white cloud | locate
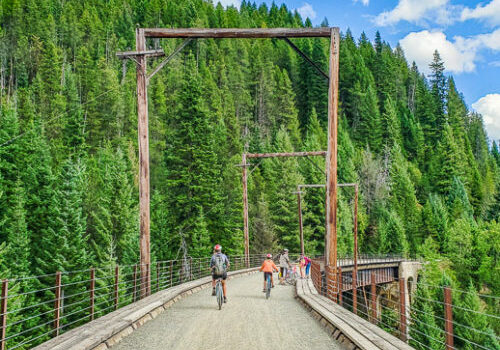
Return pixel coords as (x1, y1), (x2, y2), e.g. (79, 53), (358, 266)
(461, 0), (500, 26)
(297, 3), (316, 20)
(353, 0), (369, 5)
(373, 0), (454, 26)
(399, 29), (500, 74)
(399, 30), (476, 74)
(490, 60), (500, 67)
(472, 94), (500, 141)
(216, 0), (241, 9)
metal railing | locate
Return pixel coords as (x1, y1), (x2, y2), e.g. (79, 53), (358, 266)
(0, 254), (266, 350)
(310, 257), (499, 350)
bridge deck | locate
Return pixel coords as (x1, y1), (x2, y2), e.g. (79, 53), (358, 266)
(112, 273), (344, 350)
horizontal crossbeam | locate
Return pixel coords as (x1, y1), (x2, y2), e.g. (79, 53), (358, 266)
(116, 49), (165, 59)
(246, 151), (326, 159)
(143, 28), (334, 38)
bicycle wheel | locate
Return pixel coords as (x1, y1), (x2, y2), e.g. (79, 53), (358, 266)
(216, 281), (223, 310)
(266, 275), (271, 299)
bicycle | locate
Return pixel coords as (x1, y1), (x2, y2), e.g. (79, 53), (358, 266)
(266, 273), (272, 299)
(215, 277), (224, 310)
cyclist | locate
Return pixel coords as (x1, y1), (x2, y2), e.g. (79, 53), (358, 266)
(210, 244), (230, 303)
(259, 254), (279, 292)
(279, 248), (290, 285)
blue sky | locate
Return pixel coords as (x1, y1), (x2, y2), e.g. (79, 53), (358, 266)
(218, 0), (500, 141)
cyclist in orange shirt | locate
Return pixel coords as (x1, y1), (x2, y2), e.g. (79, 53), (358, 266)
(259, 254), (279, 292)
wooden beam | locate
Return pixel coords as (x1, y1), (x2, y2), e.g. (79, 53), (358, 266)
(297, 190), (304, 255)
(326, 27), (340, 294)
(116, 49), (165, 59)
(281, 38), (329, 81)
(147, 39), (192, 82)
(246, 151), (326, 159)
(143, 27), (333, 38)
(136, 28), (151, 298)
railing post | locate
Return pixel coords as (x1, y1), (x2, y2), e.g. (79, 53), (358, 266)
(114, 265), (119, 310)
(338, 266), (342, 305)
(170, 261), (173, 287)
(1, 280), (8, 350)
(133, 264), (137, 302)
(399, 278), (407, 342)
(444, 287), (454, 350)
(370, 271), (376, 324)
(54, 271), (62, 337)
(90, 268), (95, 321)
(146, 263), (150, 296)
(352, 269), (357, 315)
(189, 257), (192, 281)
(156, 262), (160, 292)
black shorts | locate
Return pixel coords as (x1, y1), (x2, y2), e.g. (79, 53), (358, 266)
(264, 272), (272, 281)
(212, 272), (227, 280)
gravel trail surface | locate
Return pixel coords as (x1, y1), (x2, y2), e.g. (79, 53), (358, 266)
(112, 273), (344, 350)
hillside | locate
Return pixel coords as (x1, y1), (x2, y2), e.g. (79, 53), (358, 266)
(0, 1), (498, 348)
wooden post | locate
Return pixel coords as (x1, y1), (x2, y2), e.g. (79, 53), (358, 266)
(133, 264), (137, 302)
(54, 271), (62, 337)
(444, 287), (454, 350)
(114, 265), (119, 310)
(242, 153), (250, 268)
(136, 27), (151, 298)
(90, 268), (95, 321)
(326, 27), (340, 301)
(297, 190), (304, 256)
(371, 271), (377, 324)
(399, 278), (407, 342)
(0, 280), (8, 350)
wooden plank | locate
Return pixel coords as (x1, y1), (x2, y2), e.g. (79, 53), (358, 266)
(246, 151), (326, 159)
(143, 27), (333, 38)
(136, 27), (151, 298)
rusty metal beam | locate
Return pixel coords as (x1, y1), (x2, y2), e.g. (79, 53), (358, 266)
(281, 38), (329, 81)
(246, 151), (326, 159)
(143, 28), (333, 38)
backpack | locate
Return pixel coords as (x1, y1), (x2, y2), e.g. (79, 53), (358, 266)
(213, 254), (226, 275)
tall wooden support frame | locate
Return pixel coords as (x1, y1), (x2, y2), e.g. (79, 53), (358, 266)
(118, 27), (339, 296)
(241, 151), (327, 261)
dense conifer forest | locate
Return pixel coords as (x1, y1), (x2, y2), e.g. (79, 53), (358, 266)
(0, 0), (498, 348)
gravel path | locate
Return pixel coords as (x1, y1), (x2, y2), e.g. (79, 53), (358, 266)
(112, 273), (344, 350)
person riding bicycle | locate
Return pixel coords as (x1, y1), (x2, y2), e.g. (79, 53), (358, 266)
(210, 244), (230, 303)
(279, 248), (291, 285)
(259, 254), (278, 292)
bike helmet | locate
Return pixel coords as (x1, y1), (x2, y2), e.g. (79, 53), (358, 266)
(214, 244), (222, 252)
(266, 253), (272, 258)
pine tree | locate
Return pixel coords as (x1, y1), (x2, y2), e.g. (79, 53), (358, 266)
(422, 194), (449, 252)
(429, 50), (446, 132)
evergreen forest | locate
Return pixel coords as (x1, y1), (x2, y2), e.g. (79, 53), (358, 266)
(0, 0), (498, 349)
